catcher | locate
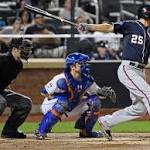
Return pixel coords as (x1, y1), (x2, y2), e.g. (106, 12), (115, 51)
(35, 52), (116, 140)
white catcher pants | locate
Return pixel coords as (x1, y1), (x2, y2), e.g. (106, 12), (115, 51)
(41, 97), (88, 120)
(99, 60), (150, 128)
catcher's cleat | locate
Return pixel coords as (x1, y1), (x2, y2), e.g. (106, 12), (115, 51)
(98, 117), (112, 141)
(34, 130), (46, 140)
(1, 130), (26, 139)
(79, 130), (103, 138)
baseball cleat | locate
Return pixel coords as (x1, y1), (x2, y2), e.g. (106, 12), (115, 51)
(98, 117), (112, 141)
(34, 130), (46, 140)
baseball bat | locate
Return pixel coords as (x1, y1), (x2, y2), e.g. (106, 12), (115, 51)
(24, 4), (77, 26)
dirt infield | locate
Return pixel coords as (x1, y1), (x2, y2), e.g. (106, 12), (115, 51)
(0, 133), (150, 150)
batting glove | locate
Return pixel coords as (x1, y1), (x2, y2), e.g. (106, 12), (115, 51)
(76, 23), (89, 33)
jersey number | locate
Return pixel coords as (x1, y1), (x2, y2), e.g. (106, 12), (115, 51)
(131, 34), (143, 45)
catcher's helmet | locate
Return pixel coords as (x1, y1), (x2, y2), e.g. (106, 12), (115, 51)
(66, 52), (90, 67)
(138, 4), (150, 19)
(65, 52), (90, 76)
(10, 38), (33, 60)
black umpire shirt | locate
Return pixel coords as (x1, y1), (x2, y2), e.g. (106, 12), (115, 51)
(0, 52), (23, 93)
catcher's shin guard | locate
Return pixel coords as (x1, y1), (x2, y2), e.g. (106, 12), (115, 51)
(75, 114), (101, 137)
(85, 115), (98, 136)
(75, 95), (101, 137)
(74, 112), (86, 129)
(38, 111), (59, 136)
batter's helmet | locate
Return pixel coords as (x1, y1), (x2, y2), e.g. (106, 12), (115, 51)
(10, 38), (33, 60)
(96, 41), (108, 48)
(138, 4), (150, 19)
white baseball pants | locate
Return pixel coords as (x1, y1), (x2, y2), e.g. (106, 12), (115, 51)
(41, 97), (88, 120)
(98, 60), (150, 128)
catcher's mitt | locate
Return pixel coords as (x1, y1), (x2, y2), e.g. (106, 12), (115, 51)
(97, 86), (116, 103)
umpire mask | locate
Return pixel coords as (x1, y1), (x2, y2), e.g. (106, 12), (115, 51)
(10, 38), (33, 61)
(19, 39), (33, 60)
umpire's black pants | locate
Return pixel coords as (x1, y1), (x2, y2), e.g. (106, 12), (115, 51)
(0, 89), (32, 134)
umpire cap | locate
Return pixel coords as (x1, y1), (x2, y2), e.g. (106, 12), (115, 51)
(138, 4), (150, 19)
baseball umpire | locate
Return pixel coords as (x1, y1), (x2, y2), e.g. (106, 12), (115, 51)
(0, 38), (33, 138)
(77, 4), (150, 141)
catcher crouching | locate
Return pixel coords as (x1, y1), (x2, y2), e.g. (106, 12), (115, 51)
(35, 52), (116, 140)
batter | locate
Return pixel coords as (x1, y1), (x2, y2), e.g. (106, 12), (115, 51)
(77, 4), (150, 141)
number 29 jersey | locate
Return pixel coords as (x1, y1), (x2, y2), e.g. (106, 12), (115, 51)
(114, 20), (150, 65)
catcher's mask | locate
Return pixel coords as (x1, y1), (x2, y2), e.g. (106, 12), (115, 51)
(10, 38), (33, 60)
(65, 52), (90, 76)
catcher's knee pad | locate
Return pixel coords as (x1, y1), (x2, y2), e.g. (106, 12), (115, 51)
(38, 111), (59, 135)
(74, 112), (86, 129)
(52, 97), (68, 114)
(87, 95), (101, 112)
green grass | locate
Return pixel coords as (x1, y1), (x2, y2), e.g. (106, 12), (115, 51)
(0, 121), (150, 133)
